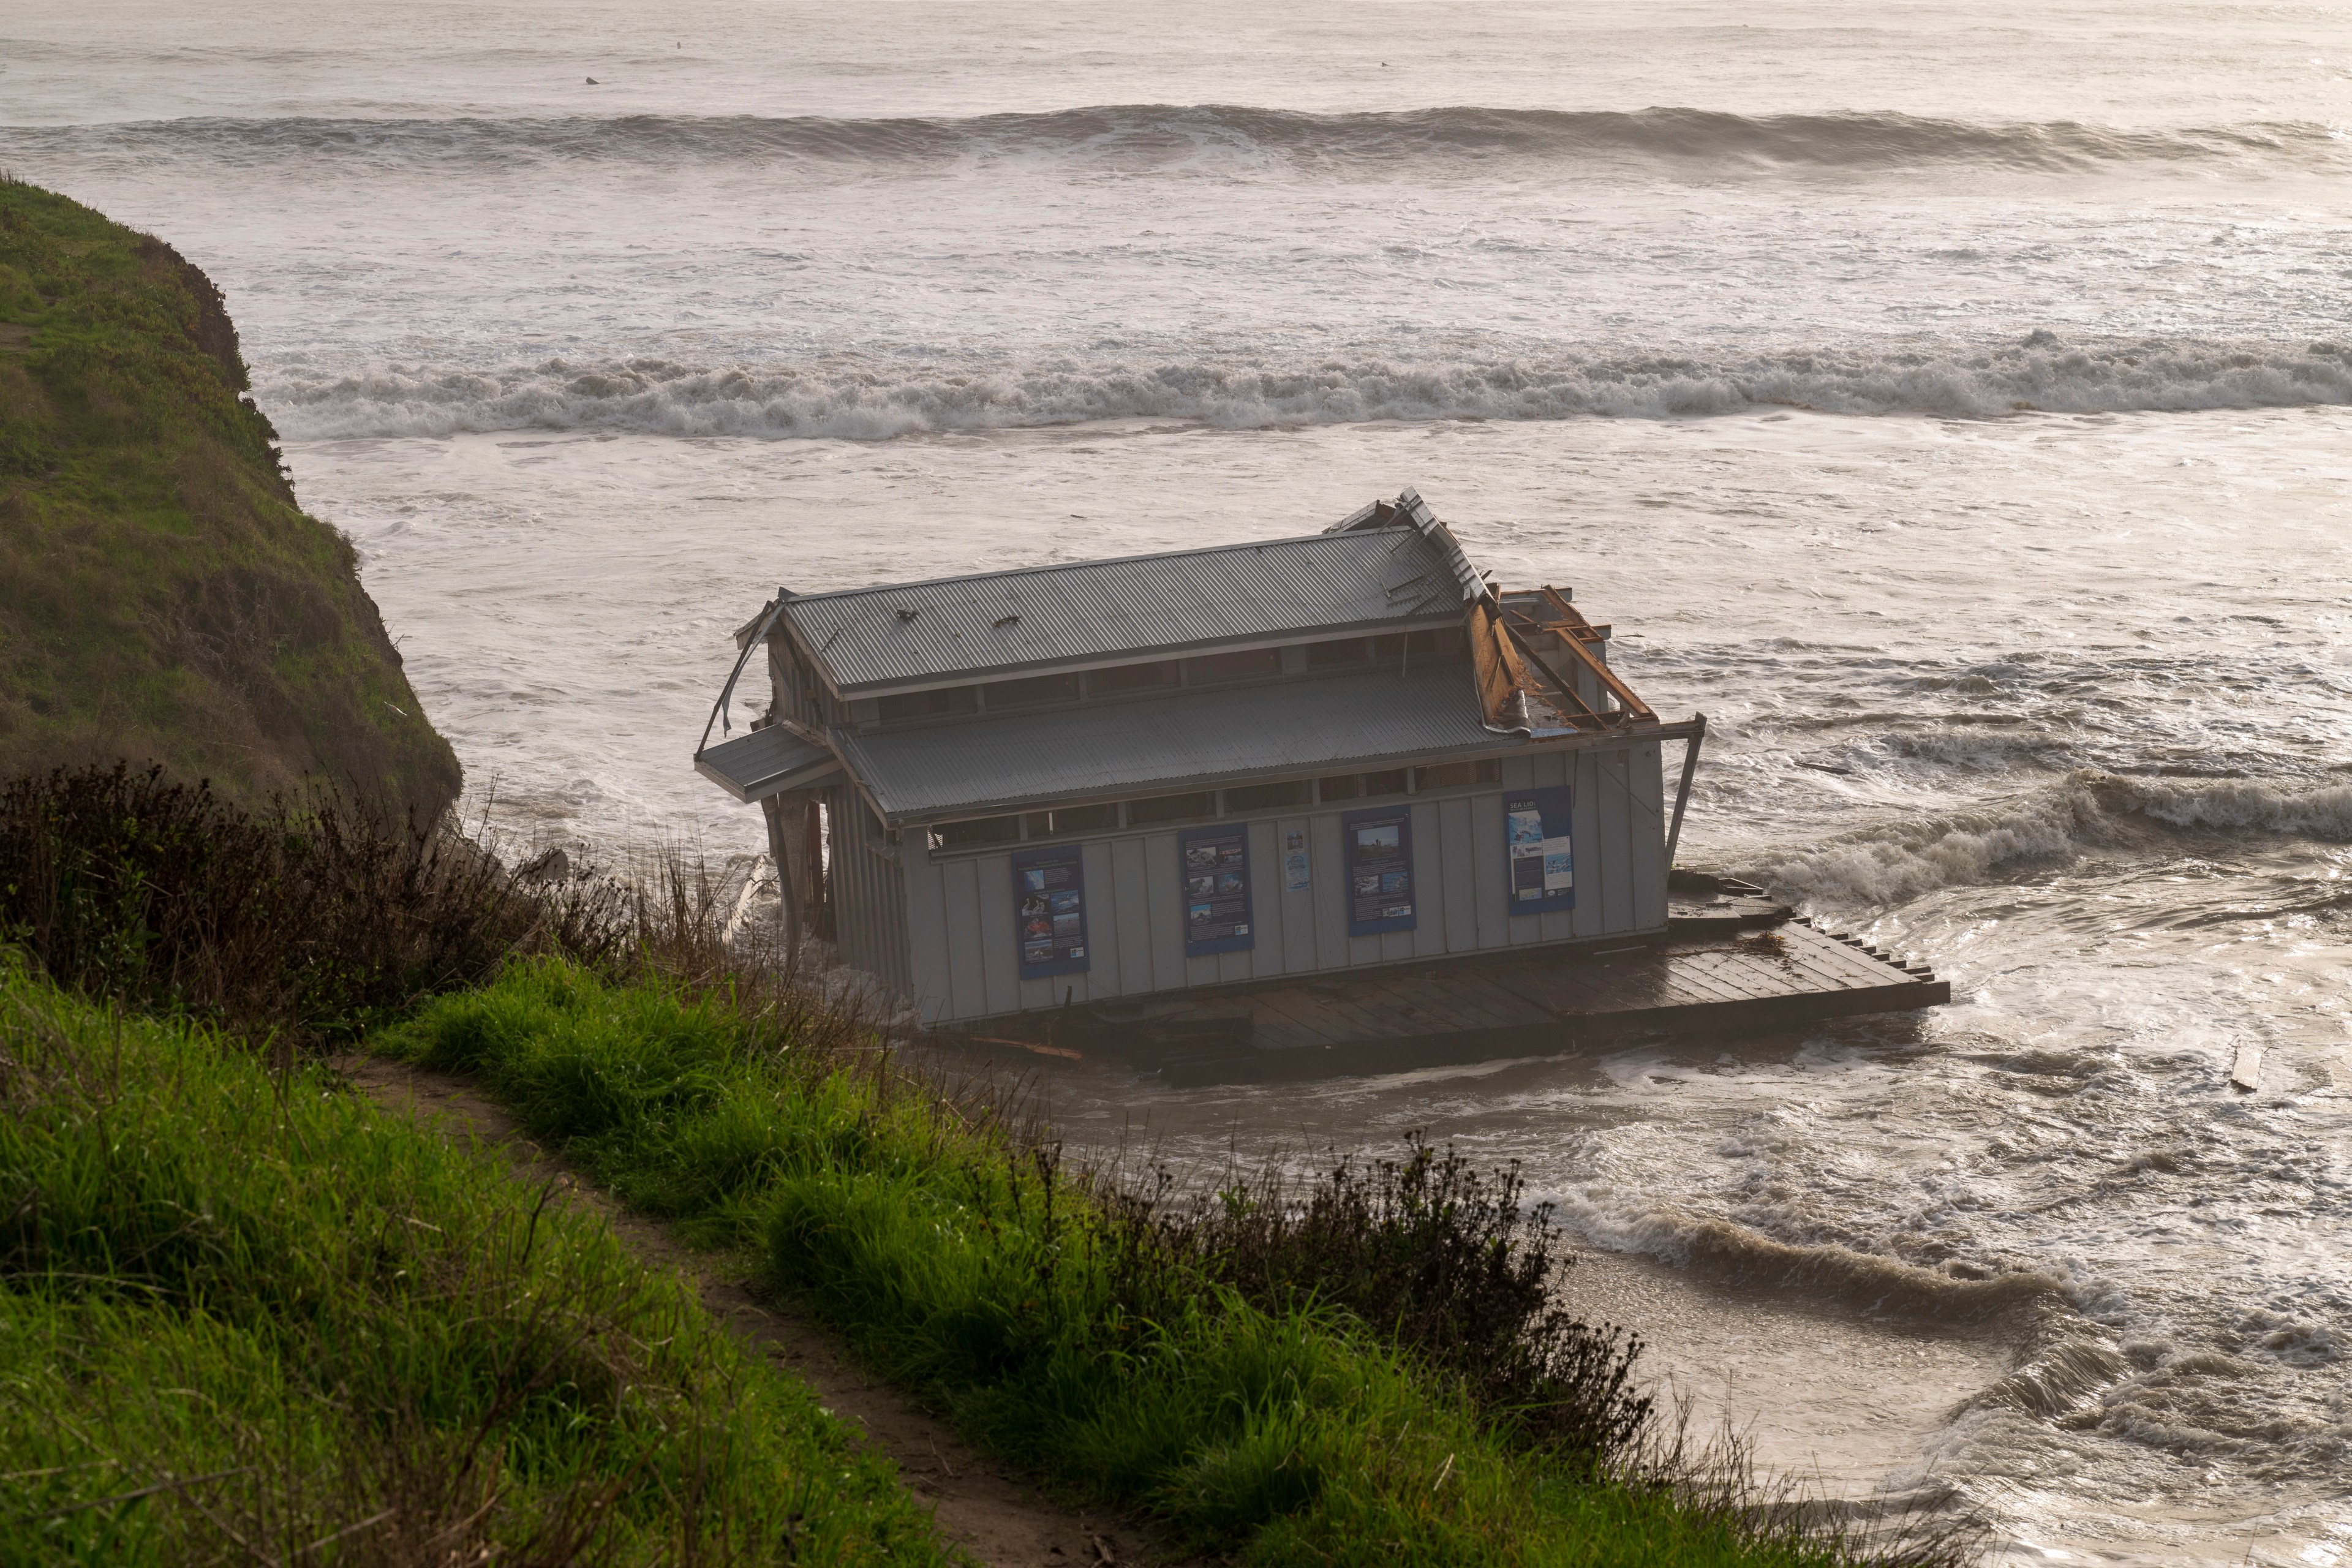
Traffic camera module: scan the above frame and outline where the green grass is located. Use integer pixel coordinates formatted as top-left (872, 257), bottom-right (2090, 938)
top-left (0, 949), bottom-right (954, 1566)
top-left (380, 958), bottom-right (1894, 1568)
top-left (0, 179), bottom-right (458, 820)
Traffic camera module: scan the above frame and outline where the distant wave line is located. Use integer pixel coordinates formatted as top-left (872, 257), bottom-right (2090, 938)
top-left (258, 339), bottom-right (2352, 440)
top-left (10, 105), bottom-right (2350, 175)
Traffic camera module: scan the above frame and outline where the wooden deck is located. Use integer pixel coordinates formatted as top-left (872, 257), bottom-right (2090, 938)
top-left (944, 914), bottom-right (1950, 1084)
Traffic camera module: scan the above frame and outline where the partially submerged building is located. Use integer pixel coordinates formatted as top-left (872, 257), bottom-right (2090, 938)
top-left (693, 488), bottom-right (1716, 1028)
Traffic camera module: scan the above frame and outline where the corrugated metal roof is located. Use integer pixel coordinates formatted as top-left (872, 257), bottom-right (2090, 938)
top-left (782, 527), bottom-right (1463, 696)
top-left (835, 665), bottom-right (1518, 824)
top-left (694, 725), bottom-right (841, 803)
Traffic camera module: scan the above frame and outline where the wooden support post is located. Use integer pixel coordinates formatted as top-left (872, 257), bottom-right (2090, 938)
top-left (1664, 715), bottom-right (1706, 871)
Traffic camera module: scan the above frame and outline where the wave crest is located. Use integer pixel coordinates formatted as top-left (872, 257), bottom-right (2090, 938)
top-left (1568, 1208), bottom-right (2068, 1325)
top-left (15, 106), bottom-right (2349, 176)
top-left (261, 341), bottom-right (2352, 440)
top-left (1755, 771), bottom-right (2352, 907)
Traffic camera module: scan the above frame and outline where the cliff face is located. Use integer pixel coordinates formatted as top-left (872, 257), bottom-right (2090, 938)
top-left (0, 181), bottom-right (460, 821)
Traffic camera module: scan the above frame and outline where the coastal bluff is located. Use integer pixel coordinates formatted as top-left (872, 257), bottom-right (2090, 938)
top-left (0, 180), bottom-right (458, 820)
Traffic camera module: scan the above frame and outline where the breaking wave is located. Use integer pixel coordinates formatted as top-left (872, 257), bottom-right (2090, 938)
top-left (13, 106), bottom-right (2349, 178)
top-left (1755, 771), bottom-right (2352, 907)
top-left (1563, 1207), bottom-right (2070, 1325)
top-left (262, 340), bottom-right (2352, 440)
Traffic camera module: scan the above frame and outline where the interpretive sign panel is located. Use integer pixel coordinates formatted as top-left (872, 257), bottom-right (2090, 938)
top-left (1342, 806), bottom-right (1416, 935)
top-left (1504, 785), bottom-right (1575, 914)
top-left (1011, 845), bottom-right (1090, 978)
top-left (1179, 824), bottom-right (1254, 956)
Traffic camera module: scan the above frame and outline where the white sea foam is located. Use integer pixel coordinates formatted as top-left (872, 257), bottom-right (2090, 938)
top-left (13, 107), bottom-right (2347, 177)
top-left (1755, 771), bottom-right (2352, 907)
top-left (260, 341), bottom-right (2352, 441)
top-left (1559, 1203), bottom-right (2073, 1324)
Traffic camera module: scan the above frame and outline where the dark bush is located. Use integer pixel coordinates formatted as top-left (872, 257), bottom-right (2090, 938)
top-left (1142, 1133), bottom-right (1652, 1463)
top-left (0, 762), bottom-right (623, 1047)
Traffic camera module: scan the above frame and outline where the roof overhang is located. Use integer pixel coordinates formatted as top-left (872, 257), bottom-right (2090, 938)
top-left (861, 720), bottom-right (1701, 828)
top-left (694, 725), bottom-right (843, 804)
top-left (827, 663), bottom-right (1699, 827)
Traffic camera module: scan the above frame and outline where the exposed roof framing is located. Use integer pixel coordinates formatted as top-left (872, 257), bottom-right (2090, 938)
top-left (1501, 587), bottom-right (1658, 729)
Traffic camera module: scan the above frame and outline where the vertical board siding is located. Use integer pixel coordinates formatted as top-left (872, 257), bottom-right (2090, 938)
top-left (1535, 750), bottom-right (1577, 945)
top-left (1408, 802), bottom-right (1447, 960)
top-left (1279, 815), bottom-right (1318, 974)
top-left (1469, 793), bottom-right (1509, 950)
top-left (976, 854), bottom-right (1022, 1016)
top-left (1569, 750), bottom-right (1606, 940)
top-left (938, 859), bottom-right (986, 1019)
top-left (903, 746), bottom-right (1675, 1022)
top-left (1438, 797), bottom-right (1477, 952)
top-left (873, 840), bottom-right (913, 994)
top-left (902, 852), bottom-right (953, 1023)
top-left (1310, 814), bottom-right (1349, 970)
top-left (1599, 749), bottom-right (1636, 934)
top-left (1630, 741), bottom-right (1667, 931)
top-left (1110, 839), bottom-right (1154, 997)
top-left (1246, 820), bottom-right (1286, 976)
top-left (1081, 839), bottom-right (1123, 999)
top-left (827, 788), bottom-right (913, 998)
top-left (1144, 834), bottom-right (1186, 990)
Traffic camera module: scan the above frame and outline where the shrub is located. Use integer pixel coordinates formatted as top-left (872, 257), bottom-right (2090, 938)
top-left (1141, 1137), bottom-right (1651, 1460)
top-left (0, 761), bottom-right (622, 1047)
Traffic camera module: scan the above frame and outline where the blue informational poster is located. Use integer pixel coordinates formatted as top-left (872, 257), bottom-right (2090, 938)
top-left (1011, 845), bottom-right (1090, 978)
top-left (1341, 806), bottom-right (1417, 935)
top-left (1178, 823), bottom-right (1254, 956)
top-left (1504, 784), bottom-right (1575, 914)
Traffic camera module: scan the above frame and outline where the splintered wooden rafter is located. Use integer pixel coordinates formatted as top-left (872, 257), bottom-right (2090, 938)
top-left (1471, 597), bottom-right (1621, 734)
top-left (1495, 586), bottom-right (1658, 727)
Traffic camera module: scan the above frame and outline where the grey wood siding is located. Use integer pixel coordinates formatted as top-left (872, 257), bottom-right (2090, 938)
top-left (825, 788), bottom-right (910, 997)
top-left (878, 741), bottom-right (1672, 1024)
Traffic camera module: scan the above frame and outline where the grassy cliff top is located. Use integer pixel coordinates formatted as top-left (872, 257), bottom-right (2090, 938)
top-left (0, 179), bottom-right (458, 821)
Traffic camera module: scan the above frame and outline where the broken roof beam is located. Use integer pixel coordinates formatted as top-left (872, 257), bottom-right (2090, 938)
top-left (1470, 600), bottom-right (1613, 736)
top-left (1532, 586), bottom-right (1657, 723)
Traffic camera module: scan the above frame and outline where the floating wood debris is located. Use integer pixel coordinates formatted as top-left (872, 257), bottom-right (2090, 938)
top-left (692, 487), bottom-right (1953, 1077)
top-left (2230, 1042), bottom-right (2264, 1093)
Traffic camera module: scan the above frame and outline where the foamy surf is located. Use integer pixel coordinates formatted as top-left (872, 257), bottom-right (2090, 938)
top-left (258, 339), bottom-right (2352, 441)
top-left (10, 107), bottom-right (2350, 178)
top-left (1599, 1211), bottom-right (2071, 1323)
top-left (1752, 771), bottom-right (2352, 908)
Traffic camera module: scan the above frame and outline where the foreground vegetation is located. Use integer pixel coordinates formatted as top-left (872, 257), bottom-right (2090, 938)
top-left (379, 960), bottom-right (1937, 1568)
top-left (0, 952), bottom-right (951, 1564)
top-left (0, 763), bottom-right (1969, 1566)
top-left (0, 179), bottom-right (457, 818)
top-left (0, 762), bottom-right (618, 1046)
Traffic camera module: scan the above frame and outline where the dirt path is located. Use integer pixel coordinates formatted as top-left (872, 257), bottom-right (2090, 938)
top-left (341, 1055), bottom-right (1179, 1568)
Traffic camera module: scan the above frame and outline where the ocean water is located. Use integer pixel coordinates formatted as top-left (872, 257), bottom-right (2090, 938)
top-left (8, 1), bottom-right (2350, 1558)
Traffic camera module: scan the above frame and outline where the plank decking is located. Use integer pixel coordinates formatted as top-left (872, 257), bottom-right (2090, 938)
top-left (944, 914), bottom-right (1950, 1084)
